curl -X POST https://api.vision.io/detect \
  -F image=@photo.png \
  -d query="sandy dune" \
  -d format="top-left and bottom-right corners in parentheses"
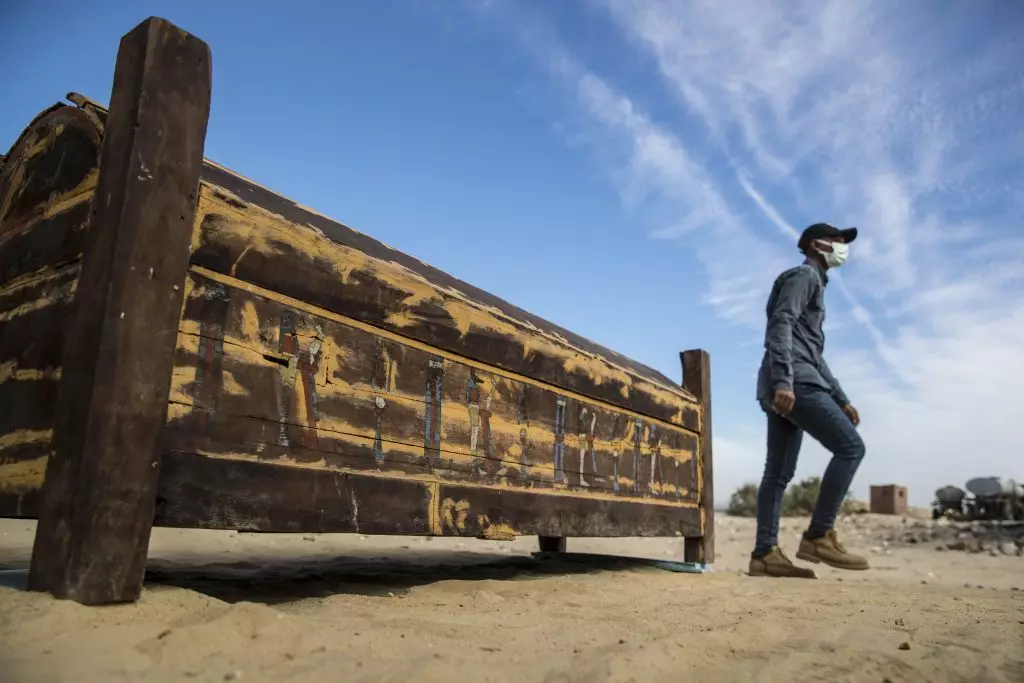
top-left (1, 514), bottom-right (1022, 683)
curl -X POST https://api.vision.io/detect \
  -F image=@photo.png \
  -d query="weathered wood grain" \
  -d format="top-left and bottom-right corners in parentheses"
top-left (2, 28), bottom-right (712, 566)
top-left (29, 17), bottom-right (212, 605)
top-left (435, 483), bottom-right (702, 539)
top-left (0, 104), bottom-right (100, 286)
top-left (682, 349), bottom-right (714, 564)
top-left (0, 265), bottom-right (77, 447)
top-left (153, 451), bottom-right (700, 540)
top-left (155, 451), bottom-right (434, 535)
top-left (166, 269), bottom-right (700, 502)
top-left (5, 97), bottom-right (699, 427)
top-left (188, 179), bottom-right (700, 429)
top-left (3, 97), bottom-right (699, 470)
top-left (0, 101), bottom-right (100, 513)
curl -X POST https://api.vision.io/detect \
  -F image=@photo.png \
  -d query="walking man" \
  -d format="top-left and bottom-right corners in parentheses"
top-left (750, 223), bottom-right (869, 578)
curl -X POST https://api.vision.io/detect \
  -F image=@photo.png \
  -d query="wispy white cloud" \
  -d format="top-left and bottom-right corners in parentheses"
top-left (467, 0), bottom-right (1024, 504)
top-left (598, 0), bottom-right (1024, 503)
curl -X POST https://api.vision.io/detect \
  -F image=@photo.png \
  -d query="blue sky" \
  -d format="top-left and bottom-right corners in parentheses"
top-left (4, 1), bottom-right (1022, 506)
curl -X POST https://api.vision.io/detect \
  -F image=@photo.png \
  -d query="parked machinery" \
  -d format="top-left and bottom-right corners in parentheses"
top-left (964, 477), bottom-right (1024, 522)
top-left (934, 478), bottom-right (1024, 521)
top-left (931, 485), bottom-right (966, 520)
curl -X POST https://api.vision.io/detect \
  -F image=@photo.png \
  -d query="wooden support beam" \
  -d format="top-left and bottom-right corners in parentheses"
top-left (681, 349), bottom-right (714, 564)
top-left (28, 17), bottom-right (212, 604)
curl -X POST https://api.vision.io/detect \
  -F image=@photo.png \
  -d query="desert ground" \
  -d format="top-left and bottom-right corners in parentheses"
top-left (1, 512), bottom-right (1022, 683)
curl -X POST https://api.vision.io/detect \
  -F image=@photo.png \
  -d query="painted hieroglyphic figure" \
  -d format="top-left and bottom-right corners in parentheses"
top-left (609, 414), bottom-right (627, 494)
top-left (586, 412), bottom-right (597, 482)
top-left (577, 407), bottom-right (589, 488)
top-left (612, 451), bottom-right (620, 493)
top-left (631, 418), bottom-right (643, 493)
top-left (194, 283), bottom-right (228, 430)
top-left (370, 338), bottom-right (395, 393)
top-left (553, 396), bottom-right (567, 483)
top-left (648, 424), bottom-right (663, 492)
top-left (373, 396), bottom-right (386, 464)
top-left (519, 427), bottom-right (529, 482)
top-left (274, 314), bottom-right (324, 448)
top-left (516, 386), bottom-right (531, 481)
top-left (466, 369), bottom-right (482, 456)
top-left (577, 407), bottom-right (598, 488)
top-left (479, 394), bottom-right (495, 475)
top-left (424, 357), bottom-right (444, 468)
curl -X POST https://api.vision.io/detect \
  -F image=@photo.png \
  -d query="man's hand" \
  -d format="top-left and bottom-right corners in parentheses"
top-left (842, 403), bottom-right (860, 427)
top-left (772, 388), bottom-right (796, 416)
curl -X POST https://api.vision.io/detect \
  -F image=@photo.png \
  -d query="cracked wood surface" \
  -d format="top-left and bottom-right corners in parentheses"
top-left (163, 269), bottom-right (699, 505)
top-left (1, 93), bottom-right (707, 543)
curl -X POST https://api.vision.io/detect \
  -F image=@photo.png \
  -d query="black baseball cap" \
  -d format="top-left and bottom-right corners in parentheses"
top-left (798, 223), bottom-right (858, 252)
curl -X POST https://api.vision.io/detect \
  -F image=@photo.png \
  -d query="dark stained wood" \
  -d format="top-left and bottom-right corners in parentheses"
top-left (0, 103), bottom-right (99, 518)
top-left (0, 265), bottom-right (78, 364)
top-left (167, 270), bottom-right (699, 502)
top-left (189, 176), bottom-right (701, 430)
top-left (681, 349), bottom-right (714, 564)
top-left (151, 450), bottom-right (701, 540)
top-left (0, 378), bottom-right (59, 440)
top-left (28, 17), bottom-right (213, 605)
top-left (438, 483), bottom-right (703, 539)
top-left (3, 24), bottom-right (715, 590)
top-left (7, 94), bottom-right (700, 431)
top-left (0, 266), bottom-right (77, 462)
top-left (0, 200), bottom-right (92, 287)
top-left (155, 451), bottom-right (433, 534)
top-left (0, 105), bottom-right (100, 286)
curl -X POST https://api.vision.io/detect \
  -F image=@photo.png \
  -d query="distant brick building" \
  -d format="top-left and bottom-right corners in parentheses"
top-left (870, 484), bottom-right (908, 515)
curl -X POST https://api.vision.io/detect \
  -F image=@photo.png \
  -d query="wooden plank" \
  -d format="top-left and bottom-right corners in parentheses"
top-left (0, 200), bottom-right (92, 287)
top-left (0, 104), bottom-right (100, 285)
top-left (436, 483), bottom-right (703, 540)
top-left (28, 17), bottom-right (212, 605)
top-left (6, 96), bottom-right (699, 430)
top-left (0, 103), bottom-right (98, 518)
top-left (154, 451), bottom-right (434, 534)
top-left (189, 176), bottom-right (700, 429)
top-left (152, 451), bottom-right (699, 539)
top-left (13, 99), bottom-right (700, 429)
top-left (166, 270), bottom-right (700, 502)
top-left (0, 265), bottom-right (77, 466)
top-left (681, 349), bottom-right (714, 564)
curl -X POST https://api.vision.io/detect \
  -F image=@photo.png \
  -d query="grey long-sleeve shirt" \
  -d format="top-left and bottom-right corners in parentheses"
top-left (756, 259), bottom-right (849, 406)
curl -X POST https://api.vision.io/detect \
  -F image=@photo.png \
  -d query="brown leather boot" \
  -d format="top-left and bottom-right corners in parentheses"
top-left (749, 547), bottom-right (817, 579)
top-left (796, 529), bottom-right (869, 570)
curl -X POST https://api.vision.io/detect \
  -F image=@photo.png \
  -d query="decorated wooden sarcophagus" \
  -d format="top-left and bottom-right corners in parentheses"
top-left (0, 18), bottom-right (713, 605)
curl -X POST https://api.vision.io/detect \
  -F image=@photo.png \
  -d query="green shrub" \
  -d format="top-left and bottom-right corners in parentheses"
top-left (726, 477), bottom-right (859, 517)
top-left (726, 483), bottom-right (759, 517)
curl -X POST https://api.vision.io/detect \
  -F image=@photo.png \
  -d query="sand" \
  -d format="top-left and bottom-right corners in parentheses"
top-left (1, 513), bottom-right (1022, 683)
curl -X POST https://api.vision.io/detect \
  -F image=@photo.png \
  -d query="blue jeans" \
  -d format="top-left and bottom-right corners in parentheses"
top-left (753, 385), bottom-right (866, 557)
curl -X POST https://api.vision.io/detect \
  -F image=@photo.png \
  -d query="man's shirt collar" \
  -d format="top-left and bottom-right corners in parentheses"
top-left (804, 257), bottom-right (828, 285)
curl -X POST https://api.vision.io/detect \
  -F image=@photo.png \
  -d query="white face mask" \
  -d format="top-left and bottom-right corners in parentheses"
top-left (813, 239), bottom-right (850, 268)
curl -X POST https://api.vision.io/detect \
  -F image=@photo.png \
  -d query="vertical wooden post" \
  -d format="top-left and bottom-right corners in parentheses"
top-left (681, 349), bottom-right (714, 564)
top-left (28, 17), bottom-right (212, 604)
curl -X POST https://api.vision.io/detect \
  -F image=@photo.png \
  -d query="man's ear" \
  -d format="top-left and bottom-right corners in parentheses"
top-left (811, 239), bottom-right (835, 253)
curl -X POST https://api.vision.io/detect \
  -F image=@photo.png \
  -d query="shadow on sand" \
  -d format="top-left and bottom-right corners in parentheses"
top-left (142, 552), bottom-right (666, 605)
